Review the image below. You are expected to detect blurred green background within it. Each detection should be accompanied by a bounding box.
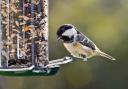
[1,0,128,89]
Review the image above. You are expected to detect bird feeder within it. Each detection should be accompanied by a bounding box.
[0,0,73,76]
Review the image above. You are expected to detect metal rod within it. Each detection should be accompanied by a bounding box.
[0,0,2,67]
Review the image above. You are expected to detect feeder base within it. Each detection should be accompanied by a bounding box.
[0,67,59,76]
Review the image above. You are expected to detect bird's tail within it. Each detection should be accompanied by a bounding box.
[96,51,116,60]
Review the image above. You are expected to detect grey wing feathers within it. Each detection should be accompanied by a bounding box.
[76,32,96,50]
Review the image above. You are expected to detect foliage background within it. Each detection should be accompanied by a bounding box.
[0,0,128,89]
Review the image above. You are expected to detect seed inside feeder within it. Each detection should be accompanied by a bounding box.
[0,0,48,68]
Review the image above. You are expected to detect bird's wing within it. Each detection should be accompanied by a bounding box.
[76,32,96,50]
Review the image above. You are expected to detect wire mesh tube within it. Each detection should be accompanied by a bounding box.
[0,0,73,76]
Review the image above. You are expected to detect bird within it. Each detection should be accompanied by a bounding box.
[56,24,116,61]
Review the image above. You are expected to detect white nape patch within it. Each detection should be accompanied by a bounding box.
[62,28,77,37]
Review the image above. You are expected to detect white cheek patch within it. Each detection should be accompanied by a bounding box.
[62,28,77,37]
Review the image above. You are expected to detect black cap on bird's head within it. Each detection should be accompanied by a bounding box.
[56,24,77,42]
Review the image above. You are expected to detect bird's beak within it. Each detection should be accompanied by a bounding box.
[57,37,61,41]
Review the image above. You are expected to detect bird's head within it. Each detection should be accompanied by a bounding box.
[56,24,77,42]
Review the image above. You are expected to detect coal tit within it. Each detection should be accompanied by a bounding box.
[56,24,116,61]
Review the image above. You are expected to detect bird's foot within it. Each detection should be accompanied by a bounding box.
[79,54,87,61]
